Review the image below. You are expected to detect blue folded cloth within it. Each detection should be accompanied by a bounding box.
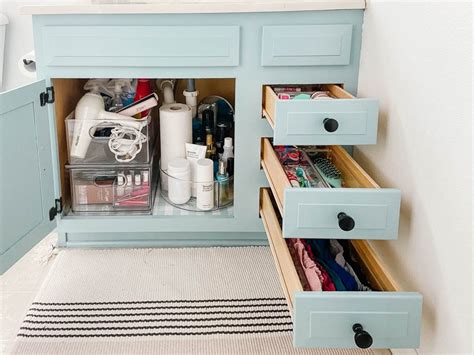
[307,239,358,291]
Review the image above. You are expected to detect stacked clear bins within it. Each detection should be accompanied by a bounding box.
[65,111,157,215]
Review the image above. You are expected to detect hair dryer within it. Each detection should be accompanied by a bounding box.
[71,93,146,159]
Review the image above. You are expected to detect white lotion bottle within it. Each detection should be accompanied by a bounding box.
[196,158,214,211]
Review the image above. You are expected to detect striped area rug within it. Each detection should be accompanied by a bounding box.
[12,247,383,354]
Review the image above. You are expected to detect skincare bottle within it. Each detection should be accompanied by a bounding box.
[205,133,216,158]
[216,160,228,182]
[141,171,150,195]
[134,173,141,186]
[196,158,214,211]
[221,137,234,163]
[211,152,219,176]
[216,160,229,207]
[122,79,137,106]
[116,174,125,197]
[192,117,204,145]
[142,171,149,186]
[202,109,214,138]
[226,157,234,177]
[215,123,228,156]
[110,86,124,112]
[126,173,133,195]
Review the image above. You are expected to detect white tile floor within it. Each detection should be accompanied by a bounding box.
[0,232,58,355]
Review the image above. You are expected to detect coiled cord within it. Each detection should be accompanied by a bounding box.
[108,125,148,163]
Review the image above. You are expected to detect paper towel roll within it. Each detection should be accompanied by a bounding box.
[160,103,192,188]
[18,51,36,79]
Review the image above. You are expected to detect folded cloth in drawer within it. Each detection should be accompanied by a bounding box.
[301,240,336,291]
[287,239,322,291]
[329,240,371,291]
[308,239,358,291]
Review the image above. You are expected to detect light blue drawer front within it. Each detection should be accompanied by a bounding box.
[273,98,379,145]
[283,188,401,240]
[41,26,240,67]
[261,25,353,66]
[294,292,422,349]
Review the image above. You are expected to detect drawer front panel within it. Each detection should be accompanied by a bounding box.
[42,26,240,67]
[273,99,379,145]
[294,292,422,348]
[283,188,401,240]
[261,25,353,66]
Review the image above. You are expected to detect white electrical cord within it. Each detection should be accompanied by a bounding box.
[108,125,148,163]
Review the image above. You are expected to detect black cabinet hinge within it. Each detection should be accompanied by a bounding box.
[40,86,55,106]
[49,197,63,221]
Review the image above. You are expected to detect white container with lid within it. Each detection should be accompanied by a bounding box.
[168,158,191,205]
[196,158,214,211]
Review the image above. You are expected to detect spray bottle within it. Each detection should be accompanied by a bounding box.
[107,79,133,112]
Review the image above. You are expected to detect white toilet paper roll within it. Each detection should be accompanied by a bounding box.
[18,51,36,79]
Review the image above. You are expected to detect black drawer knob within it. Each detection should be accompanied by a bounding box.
[337,212,355,231]
[323,118,339,132]
[353,324,373,349]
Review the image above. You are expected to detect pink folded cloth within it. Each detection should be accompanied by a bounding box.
[288,239,322,291]
[301,239,336,292]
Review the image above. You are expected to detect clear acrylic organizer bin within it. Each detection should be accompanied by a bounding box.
[68,163,156,214]
[65,111,155,165]
[160,165,234,212]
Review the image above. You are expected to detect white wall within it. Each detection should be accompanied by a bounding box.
[0,0,35,92]
[356,1,472,353]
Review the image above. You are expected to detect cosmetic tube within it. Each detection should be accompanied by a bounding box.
[185,143,207,197]
[196,158,214,211]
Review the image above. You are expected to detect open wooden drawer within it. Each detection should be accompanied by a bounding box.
[262,84,379,146]
[260,189,422,349]
[261,138,401,240]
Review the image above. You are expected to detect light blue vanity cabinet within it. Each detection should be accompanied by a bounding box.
[22,10,367,247]
[0,4,423,350]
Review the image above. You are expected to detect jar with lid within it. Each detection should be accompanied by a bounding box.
[167,158,192,205]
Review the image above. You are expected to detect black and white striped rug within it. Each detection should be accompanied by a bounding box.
[13,247,381,354]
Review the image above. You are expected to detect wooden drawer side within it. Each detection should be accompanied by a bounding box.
[260,189,303,313]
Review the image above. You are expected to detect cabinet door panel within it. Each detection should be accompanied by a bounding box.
[0,80,56,274]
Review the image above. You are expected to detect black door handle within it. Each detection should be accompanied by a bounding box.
[353,324,373,349]
[337,212,355,231]
[323,118,339,132]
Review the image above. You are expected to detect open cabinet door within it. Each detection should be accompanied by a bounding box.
[0,80,56,274]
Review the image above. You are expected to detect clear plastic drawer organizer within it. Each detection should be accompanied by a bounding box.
[65,111,156,165]
[67,160,157,214]
[159,165,234,212]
